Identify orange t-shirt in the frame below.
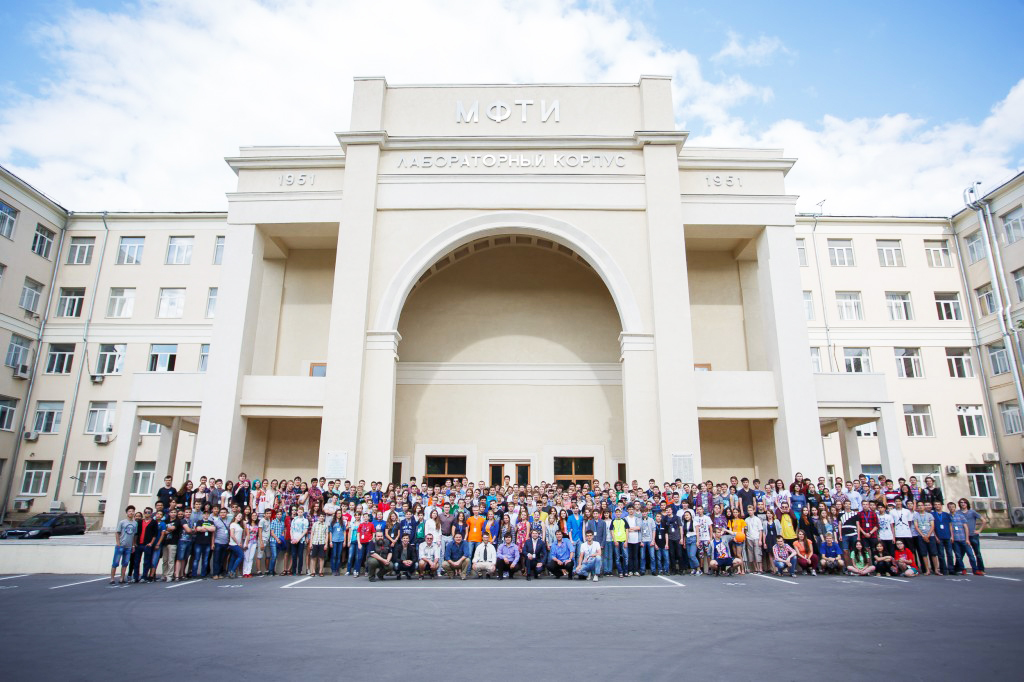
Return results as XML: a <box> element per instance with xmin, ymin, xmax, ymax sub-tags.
<box><xmin>467</xmin><ymin>516</ymin><xmax>486</xmax><ymax>542</ymax></box>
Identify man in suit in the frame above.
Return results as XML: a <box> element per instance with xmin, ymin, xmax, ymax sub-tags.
<box><xmin>392</xmin><ymin>534</ymin><xmax>418</xmax><ymax>580</ymax></box>
<box><xmin>522</xmin><ymin>528</ymin><xmax>548</xmax><ymax>580</ymax></box>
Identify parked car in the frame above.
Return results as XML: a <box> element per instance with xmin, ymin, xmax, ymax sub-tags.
<box><xmin>1</xmin><ymin>513</ymin><xmax>87</xmax><ymax>539</ymax></box>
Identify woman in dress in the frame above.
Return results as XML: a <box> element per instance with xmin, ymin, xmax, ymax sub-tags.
<box><xmin>227</xmin><ymin>512</ymin><xmax>246</xmax><ymax>579</ymax></box>
<box><xmin>243</xmin><ymin>511</ymin><xmax>260</xmax><ymax>577</ymax></box>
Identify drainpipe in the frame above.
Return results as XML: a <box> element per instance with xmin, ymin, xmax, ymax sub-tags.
<box><xmin>0</xmin><ymin>212</ymin><xmax>70</xmax><ymax>526</ymax></box>
<box><xmin>808</xmin><ymin>212</ymin><xmax>836</xmax><ymax>371</ymax></box>
<box><xmin>52</xmin><ymin>212</ymin><xmax>111</xmax><ymax>504</ymax></box>
<box><xmin>982</xmin><ymin>200</ymin><xmax>1024</xmax><ymax>372</ymax></box>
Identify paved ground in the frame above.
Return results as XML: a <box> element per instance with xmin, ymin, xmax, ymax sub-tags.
<box><xmin>0</xmin><ymin>569</ymin><xmax>1020</xmax><ymax>680</ymax></box>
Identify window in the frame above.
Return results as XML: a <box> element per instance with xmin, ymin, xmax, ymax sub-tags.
<box><xmin>1003</xmin><ymin>208</ymin><xmax>1024</xmax><ymax>244</ymax></box>
<box><xmin>967</xmin><ymin>464</ymin><xmax>998</xmax><ymax>498</ymax></box>
<box><xmin>0</xmin><ymin>200</ymin><xmax>16</xmax><ymax>239</ymax></box>
<box><xmin>33</xmin><ymin>401</ymin><xmax>63</xmax><ymax>434</ymax></box>
<box><xmin>553</xmin><ymin>456</ymin><xmax>595</xmax><ymax>488</ymax></box>
<box><xmin>924</xmin><ymin>239</ymin><xmax>951</xmax><ymax>268</ymax></box>
<box><xmin>861</xmin><ymin>464</ymin><xmax>883</xmax><ymax>478</ymax></box>
<box><xmin>796</xmin><ymin>238</ymin><xmax>807</xmax><ymax>266</ymax></box>
<box><xmin>844</xmin><ymin>347</ymin><xmax>871</xmax><ymax>373</ymax></box>
<box><xmin>140</xmin><ymin>420</ymin><xmax>162</xmax><ymax>435</ymax></box>
<box><xmin>85</xmin><ymin>401</ymin><xmax>115</xmax><ymax>434</ymax></box>
<box><xmin>214</xmin><ymin>236</ymin><xmax>225</xmax><ymax>265</ymax></box>
<box><xmin>309</xmin><ymin>363</ymin><xmax>327</xmax><ymax>377</ymax></box>
<box><xmin>810</xmin><ymin>347</ymin><xmax>822</xmax><ymax>373</ymax></box>
<box><xmin>904</xmin><ymin>404</ymin><xmax>934</xmax><ymax>437</ymax></box>
<box><xmin>96</xmin><ymin>344</ymin><xmax>125</xmax><ymax>375</ymax></box>
<box><xmin>803</xmin><ymin>291</ymin><xmax>814</xmax><ymax>321</ymax></box>
<box><xmin>20</xmin><ymin>461</ymin><xmax>52</xmax><ymax>495</ymax></box>
<box><xmin>31</xmin><ymin>225</ymin><xmax>55</xmax><ymax>259</ymax></box>
<box><xmin>0</xmin><ymin>397</ymin><xmax>16</xmax><ymax>430</ymax></box>
<box><xmin>56</xmin><ymin>288</ymin><xmax>85</xmax><ymax>318</ymax></box>
<box><xmin>75</xmin><ymin>461</ymin><xmax>106</xmax><ymax>495</ymax></box>
<box><xmin>1014</xmin><ymin>463</ymin><xmax>1024</xmax><ymax>509</ymax></box>
<box><xmin>894</xmin><ymin>347</ymin><xmax>923</xmax><ymax>378</ymax></box>
<box><xmin>1000</xmin><ymin>401</ymin><xmax>1022</xmax><ymax>435</ymax></box>
<box><xmin>886</xmin><ymin>292</ymin><xmax>913</xmax><ymax>321</ymax></box>
<box><xmin>935</xmin><ymin>292</ymin><xmax>963</xmax><ymax>321</ymax></box>
<box><xmin>131</xmin><ymin>462</ymin><xmax>156</xmax><ymax>496</ymax></box>
<box><xmin>157</xmin><ymin>288</ymin><xmax>185</xmax><ymax>318</ymax></box>
<box><xmin>67</xmin><ymin>237</ymin><xmax>94</xmax><ymax>265</ymax></box>
<box><xmin>877</xmin><ymin>240</ymin><xmax>904</xmax><ymax>267</ymax></box>
<box><xmin>828</xmin><ymin>239</ymin><xmax>855</xmax><ymax>266</ymax></box>
<box><xmin>0</xmin><ymin>262</ymin><xmax>5</xmax><ymax>285</ymax></box>
<box><xmin>199</xmin><ymin>344</ymin><xmax>210</xmax><ymax>372</ymax></box>
<box><xmin>988</xmin><ymin>342</ymin><xmax>1010</xmax><ymax>376</ymax></box>
<box><xmin>106</xmin><ymin>287</ymin><xmax>135</xmax><ymax>318</ymax></box>
<box><xmin>19</xmin><ymin>278</ymin><xmax>43</xmax><ymax>313</ymax></box>
<box><xmin>957</xmin><ymin>405</ymin><xmax>987</xmax><ymax>437</ymax></box>
<box><xmin>117</xmin><ymin>236</ymin><xmax>144</xmax><ymax>264</ymax></box>
<box><xmin>965</xmin><ymin>231</ymin><xmax>985</xmax><ymax>263</ymax></box>
<box><xmin>836</xmin><ymin>292</ymin><xmax>863</xmax><ymax>321</ymax></box>
<box><xmin>205</xmin><ymin>287</ymin><xmax>218</xmax><ymax>318</ymax></box>
<box><xmin>912</xmin><ymin>464</ymin><xmax>944</xmax><ymax>498</ymax></box>
<box><xmin>5</xmin><ymin>334</ymin><xmax>31</xmax><ymax>368</ymax></box>
<box><xmin>148</xmin><ymin>344</ymin><xmax>177</xmax><ymax>372</ymax></box>
<box><xmin>976</xmin><ymin>284</ymin><xmax>996</xmax><ymax>316</ymax></box>
<box><xmin>1014</xmin><ymin>268</ymin><xmax>1024</xmax><ymax>302</ymax></box>
<box><xmin>165</xmin><ymin>236</ymin><xmax>194</xmax><ymax>265</ymax></box>
<box><xmin>45</xmin><ymin>343</ymin><xmax>74</xmax><ymax>374</ymax></box>
<box><xmin>424</xmin><ymin>455</ymin><xmax>467</xmax><ymax>487</ymax></box>
<box><xmin>946</xmin><ymin>348</ymin><xmax>974</xmax><ymax>378</ymax></box>
<box><xmin>855</xmin><ymin>423</ymin><xmax>878</xmax><ymax>437</ymax></box>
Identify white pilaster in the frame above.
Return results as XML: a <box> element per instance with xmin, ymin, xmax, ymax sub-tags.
<box><xmin>620</xmin><ymin>333</ymin><xmax>670</xmax><ymax>481</ymax></box>
<box><xmin>837</xmin><ymin>418</ymin><xmax>862</xmax><ymax>480</ymax></box>
<box><xmin>154</xmin><ymin>417</ymin><xmax>181</xmax><ymax>482</ymax></box>
<box><xmin>101</xmin><ymin>403</ymin><xmax>141</xmax><ymax>530</ymax></box>
<box><xmin>876</xmin><ymin>404</ymin><xmax>906</xmax><ymax>481</ymax></box>
<box><xmin>355</xmin><ymin>331</ymin><xmax>400</xmax><ymax>485</ymax></box>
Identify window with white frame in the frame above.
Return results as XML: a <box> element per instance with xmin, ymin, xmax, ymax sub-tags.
<box><xmin>803</xmin><ymin>291</ymin><xmax>814</xmax><ymax>321</ymax></box>
<box><xmin>924</xmin><ymin>239</ymin><xmax>951</xmax><ymax>268</ymax></box>
<box><xmin>1000</xmin><ymin>401</ymin><xmax>1022</xmax><ymax>435</ymax></box>
<box><xmin>0</xmin><ymin>397</ymin><xmax>16</xmax><ymax>430</ymax></box>
<box><xmin>1002</xmin><ymin>208</ymin><xmax>1024</xmax><ymax>244</ymax></box>
<box><xmin>855</xmin><ymin>422</ymin><xmax>878</xmax><ymax>437</ymax></box>
<box><xmin>836</xmin><ymin>291</ymin><xmax>863</xmax><ymax>321</ymax></box>
<box><xmin>199</xmin><ymin>343</ymin><xmax>210</xmax><ymax>372</ymax></box>
<box><xmin>810</xmin><ymin>347</ymin><xmax>822</xmax><ymax>373</ymax></box>
<box><xmin>957</xmin><ymin>405</ymin><xmax>987</xmax><ymax>437</ymax></box>
<box><xmin>1014</xmin><ymin>463</ymin><xmax>1024</xmax><ymax>509</ymax></box>
<box><xmin>131</xmin><ymin>462</ymin><xmax>156</xmax><ymax>496</ymax></box>
<box><xmin>967</xmin><ymin>464</ymin><xmax>998</xmax><ymax>498</ymax></box>
<box><xmin>946</xmin><ymin>347</ymin><xmax>974</xmax><ymax>378</ymax></box>
<box><xmin>214</xmin><ymin>235</ymin><xmax>225</xmax><ymax>265</ymax></box>
<box><xmin>75</xmin><ymin>461</ymin><xmax>106</xmax><ymax>495</ymax></box>
<box><xmin>31</xmin><ymin>225</ymin><xmax>55</xmax><ymax>259</ymax></box>
<box><xmin>0</xmin><ymin>262</ymin><xmax>5</xmax><ymax>286</ymax></box>
<box><xmin>904</xmin><ymin>404</ymin><xmax>934</xmax><ymax>437</ymax></box>
<box><xmin>140</xmin><ymin>420</ymin><xmax>162</xmax><ymax>435</ymax></box>
<box><xmin>5</xmin><ymin>334</ymin><xmax>31</xmax><ymax>368</ymax></box>
<box><xmin>886</xmin><ymin>292</ymin><xmax>913</xmax><ymax>321</ymax></box>
<box><xmin>85</xmin><ymin>401</ymin><xmax>115</xmax><ymax>434</ymax></box>
<box><xmin>183</xmin><ymin>461</ymin><xmax>192</xmax><ymax>481</ymax></box>
<box><xmin>56</xmin><ymin>287</ymin><xmax>85</xmax><ymax>318</ymax></box>
<box><xmin>1014</xmin><ymin>268</ymin><xmax>1024</xmax><ymax>302</ymax></box>
<box><xmin>205</xmin><ymin>287</ymin><xmax>217</xmax><ymax>318</ymax></box>
<box><xmin>934</xmin><ymin>292</ymin><xmax>963</xmax><ymax>321</ymax></box>
<box><xmin>148</xmin><ymin>344</ymin><xmax>177</xmax><ymax>372</ymax></box>
<box><xmin>96</xmin><ymin>344</ymin><xmax>125</xmax><ymax>375</ymax></box>
<box><xmin>828</xmin><ymin>239</ymin><xmax>855</xmax><ymax>266</ymax></box>
<box><xmin>965</xmin><ymin>231</ymin><xmax>985</xmax><ymax>263</ymax></box>
<box><xmin>116</xmin><ymin>236</ymin><xmax>144</xmax><ymax>264</ymax></box>
<box><xmin>165</xmin><ymin>236</ymin><xmax>193</xmax><ymax>265</ymax></box>
<box><xmin>19</xmin><ymin>278</ymin><xmax>43</xmax><ymax>313</ymax></box>
<box><xmin>45</xmin><ymin>343</ymin><xmax>74</xmax><ymax>374</ymax></box>
<box><xmin>988</xmin><ymin>342</ymin><xmax>1010</xmax><ymax>376</ymax></box>
<box><xmin>844</xmin><ymin>347</ymin><xmax>871</xmax><ymax>373</ymax></box>
<box><xmin>894</xmin><ymin>347</ymin><xmax>923</xmax><ymax>378</ymax></box>
<box><xmin>877</xmin><ymin>239</ymin><xmax>904</xmax><ymax>267</ymax></box>
<box><xmin>106</xmin><ymin>287</ymin><xmax>135</xmax><ymax>318</ymax></box>
<box><xmin>912</xmin><ymin>464</ymin><xmax>944</xmax><ymax>497</ymax></box>
<box><xmin>796</xmin><ymin>238</ymin><xmax>807</xmax><ymax>266</ymax></box>
<box><xmin>976</xmin><ymin>283</ymin><xmax>996</xmax><ymax>316</ymax></box>
<box><xmin>157</xmin><ymin>288</ymin><xmax>185</xmax><ymax>318</ymax></box>
<box><xmin>33</xmin><ymin>401</ymin><xmax>62</xmax><ymax>434</ymax></box>
<box><xmin>21</xmin><ymin>461</ymin><xmax>52</xmax><ymax>495</ymax></box>
<box><xmin>0</xmin><ymin>201</ymin><xmax>16</xmax><ymax>239</ymax></box>
<box><xmin>67</xmin><ymin>237</ymin><xmax>94</xmax><ymax>265</ymax></box>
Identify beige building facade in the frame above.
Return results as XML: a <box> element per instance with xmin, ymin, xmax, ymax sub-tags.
<box><xmin>0</xmin><ymin>77</ymin><xmax>1019</xmax><ymax>528</ymax></box>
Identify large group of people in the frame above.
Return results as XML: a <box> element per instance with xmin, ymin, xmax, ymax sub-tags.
<box><xmin>110</xmin><ymin>470</ymin><xmax>989</xmax><ymax>585</ymax></box>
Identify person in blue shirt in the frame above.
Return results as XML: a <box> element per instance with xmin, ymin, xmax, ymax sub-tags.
<box><xmin>818</xmin><ymin>532</ymin><xmax>844</xmax><ymax>574</ymax></box>
<box><xmin>328</xmin><ymin>510</ymin><xmax>347</xmax><ymax>576</ymax></box>
<box><xmin>547</xmin><ymin>529</ymin><xmax>574</xmax><ymax>578</ymax></box>
<box><xmin>930</xmin><ymin>501</ymin><xmax>953</xmax><ymax>575</ymax></box>
<box><xmin>948</xmin><ymin>501</ymin><xmax>981</xmax><ymax>575</ymax></box>
<box><xmin>566</xmin><ymin>507</ymin><xmax>584</xmax><ymax>557</ymax></box>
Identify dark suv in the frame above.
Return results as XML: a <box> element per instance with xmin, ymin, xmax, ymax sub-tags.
<box><xmin>1</xmin><ymin>512</ymin><xmax>87</xmax><ymax>539</ymax></box>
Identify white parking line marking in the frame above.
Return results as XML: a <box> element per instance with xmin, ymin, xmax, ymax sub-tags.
<box><xmin>286</xmin><ymin>582</ymin><xmax>676</xmax><ymax>589</ymax></box>
<box><xmin>0</xmin><ymin>574</ymin><xmax>28</xmax><ymax>581</ymax></box>
<box><xmin>282</xmin><ymin>576</ymin><xmax>312</xmax><ymax>589</ymax></box>
<box><xmin>656</xmin><ymin>575</ymin><xmax>686</xmax><ymax>587</ymax></box>
<box><xmin>877</xmin><ymin>576</ymin><xmax>910</xmax><ymax>583</ymax></box>
<box><xmin>50</xmin><ymin>577</ymin><xmax>107</xmax><ymax>590</ymax></box>
<box><xmin>166</xmin><ymin>578</ymin><xmax>206</xmax><ymax>589</ymax></box>
<box><xmin>753</xmin><ymin>573</ymin><xmax>798</xmax><ymax>585</ymax></box>
<box><xmin>983</xmin><ymin>574</ymin><xmax>1022</xmax><ymax>582</ymax></box>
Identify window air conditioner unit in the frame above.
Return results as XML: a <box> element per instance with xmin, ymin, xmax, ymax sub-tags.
<box><xmin>49</xmin><ymin>501</ymin><xmax>65</xmax><ymax>512</ymax></box>
<box><xmin>97</xmin><ymin>498</ymin><xmax>106</xmax><ymax>514</ymax></box>
<box><xmin>974</xmin><ymin>500</ymin><xmax>988</xmax><ymax>511</ymax></box>
<box><xmin>982</xmin><ymin>452</ymin><xmax>1000</xmax><ymax>463</ymax></box>
<box><xmin>991</xmin><ymin>500</ymin><xmax>1008</xmax><ymax>511</ymax></box>
<box><xmin>23</xmin><ymin>431</ymin><xmax>39</xmax><ymax>442</ymax></box>
<box><xmin>94</xmin><ymin>433</ymin><xmax>112</xmax><ymax>445</ymax></box>
<box><xmin>945</xmin><ymin>465</ymin><xmax>959</xmax><ymax>475</ymax></box>
<box><xmin>13</xmin><ymin>497</ymin><xmax>33</xmax><ymax>512</ymax></box>
<box><xmin>89</xmin><ymin>374</ymin><xmax>105</xmax><ymax>384</ymax></box>
<box><xmin>14</xmin><ymin>364</ymin><xmax>31</xmax><ymax>379</ymax></box>
<box><xmin>1011</xmin><ymin>507</ymin><xmax>1024</xmax><ymax>526</ymax></box>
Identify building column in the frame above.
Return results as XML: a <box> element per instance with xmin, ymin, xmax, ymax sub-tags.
<box><xmin>876</xmin><ymin>403</ymin><xmax>906</xmax><ymax>481</ymax></box>
<box><xmin>620</xmin><ymin>333</ymin><xmax>679</xmax><ymax>481</ymax></box>
<box><xmin>837</xmin><ymin>418</ymin><xmax>862</xmax><ymax>480</ymax></box>
<box><xmin>154</xmin><ymin>417</ymin><xmax>181</xmax><ymax>483</ymax></box>
<box><xmin>101</xmin><ymin>403</ymin><xmax>141</xmax><ymax>530</ymax></box>
<box><xmin>354</xmin><ymin>331</ymin><xmax>400</xmax><ymax>485</ymax></box>
<box><xmin>755</xmin><ymin>226</ymin><xmax>827</xmax><ymax>482</ymax></box>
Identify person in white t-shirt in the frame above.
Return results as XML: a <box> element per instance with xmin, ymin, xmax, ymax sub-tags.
<box><xmin>876</xmin><ymin>505</ymin><xmax>895</xmax><ymax>555</ymax></box>
<box><xmin>574</xmin><ymin>530</ymin><xmax>602</xmax><ymax>582</ymax></box>
<box><xmin>890</xmin><ymin>498</ymin><xmax>914</xmax><ymax>550</ymax></box>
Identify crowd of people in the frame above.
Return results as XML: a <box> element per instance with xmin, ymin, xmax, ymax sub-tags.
<box><xmin>109</xmin><ymin>470</ymin><xmax>990</xmax><ymax>585</ymax></box>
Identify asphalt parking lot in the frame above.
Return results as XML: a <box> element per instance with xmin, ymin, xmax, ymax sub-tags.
<box><xmin>0</xmin><ymin>569</ymin><xmax>1020</xmax><ymax>680</ymax></box>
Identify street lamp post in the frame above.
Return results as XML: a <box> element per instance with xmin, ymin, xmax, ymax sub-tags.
<box><xmin>69</xmin><ymin>476</ymin><xmax>85</xmax><ymax>514</ymax></box>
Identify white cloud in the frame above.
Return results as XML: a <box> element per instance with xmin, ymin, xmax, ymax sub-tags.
<box><xmin>712</xmin><ymin>31</ymin><xmax>792</xmax><ymax>66</ymax></box>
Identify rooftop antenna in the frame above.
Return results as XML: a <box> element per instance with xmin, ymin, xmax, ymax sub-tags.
<box><xmin>814</xmin><ymin>199</ymin><xmax>826</xmax><ymax>216</ymax></box>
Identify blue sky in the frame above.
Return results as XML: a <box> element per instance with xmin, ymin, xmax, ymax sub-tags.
<box><xmin>1</xmin><ymin>0</ymin><xmax>1022</xmax><ymax>214</ymax></box>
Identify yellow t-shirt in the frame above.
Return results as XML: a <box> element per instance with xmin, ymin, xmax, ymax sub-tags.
<box><xmin>780</xmin><ymin>513</ymin><xmax>797</xmax><ymax>540</ymax></box>
<box><xmin>611</xmin><ymin>518</ymin><xmax>627</xmax><ymax>542</ymax></box>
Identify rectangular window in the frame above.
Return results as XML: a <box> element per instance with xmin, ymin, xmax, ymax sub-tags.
<box><xmin>803</xmin><ymin>291</ymin><xmax>814</xmax><ymax>321</ymax></box>
<box><xmin>1003</xmin><ymin>208</ymin><xmax>1024</xmax><ymax>245</ymax></box>
<box><xmin>904</xmin><ymin>404</ymin><xmax>934</xmax><ymax>437</ymax></box>
<box><xmin>5</xmin><ymin>334</ymin><xmax>32</xmax><ymax>368</ymax></box>
<box><xmin>75</xmin><ymin>461</ymin><xmax>106</xmax><ymax>495</ymax></box>
<box><xmin>0</xmin><ymin>397</ymin><xmax>15</xmax><ymax>430</ymax></box>
<box><xmin>810</xmin><ymin>347</ymin><xmax>822</xmax><ymax>373</ymax></box>
<box><xmin>934</xmin><ymin>292</ymin><xmax>963</xmax><ymax>321</ymax></box>
<box><xmin>45</xmin><ymin>343</ymin><xmax>74</xmax><ymax>374</ymax></box>
<box><xmin>796</xmin><ymin>238</ymin><xmax>807</xmax><ymax>266</ymax></box>
<box><xmin>157</xmin><ymin>288</ymin><xmax>185</xmax><ymax>318</ymax></box>
<box><xmin>0</xmin><ymin>201</ymin><xmax>16</xmax><ymax>239</ymax></box>
<box><xmin>976</xmin><ymin>284</ymin><xmax>996</xmax><ymax>316</ymax></box>
<box><xmin>19</xmin><ymin>278</ymin><xmax>43</xmax><ymax>313</ymax></box>
<box><xmin>148</xmin><ymin>344</ymin><xmax>177</xmax><ymax>372</ymax></box>
<box><xmin>946</xmin><ymin>348</ymin><xmax>974</xmax><ymax>378</ymax></box>
<box><xmin>988</xmin><ymin>342</ymin><xmax>1010</xmax><ymax>376</ymax></box>
<box><xmin>876</xmin><ymin>239</ymin><xmax>904</xmax><ymax>267</ymax></box>
<box><xmin>106</xmin><ymin>287</ymin><xmax>135</xmax><ymax>318</ymax></box>
<box><xmin>836</xmin><ymin>291</ymin><xmax>863</xmax><ymax>321</ymax></box>
<box><xmin>886</xmin><ymin>292</ymin><xmax>913</xmax><ymax>321</ymax></box>
<box><xmin>165</xmin><ymin>236</ymin><xmax>194</xmax><ymax>265</ymax></box>
<box><xmin>1014</xmin><ymin>268</ymin><xmax>1024</xmax><ymax>302</ymax></box>
<box><xmin>131</xmin><ymin>462</ymin><xmax>156</xmax><ymax>496</ymax></box>
<box><xmin>85</xmin><ymin>401</ymin><xmax>115</xmax><ymax>434</ymax></box>
<box><xmin>1000</xmin><ymin>401</ymin><xmax>1022</xmax><ymax>435</ymax></box>
<box><xmin>965</xmin><ymin>231</ymin><xmax>985</xmax><ymax>263</ymax></box>
<box><xmin>33</xmin><ymin>401</ymin><xmax>63</xmax><ymax>434</ymax></box>
<box><xmin>140</xmin><ymin>420</ymin><xmax>162</xmax><ymax>435</ymax></box>
<box><xmin>924</xmin><ymin>239</ymin><xmax>951</xmax><ymax>268</ymax></box>
<box><xmin>844</xmin><ymin>347</ymin><xmax>871</xmax><ymax>373</ymax></box>
<box><xmin>214</xmin><ymin>236</ymin><xmax>225</xmax><ymax>265</ymax></box>
<box><xmin>967</xmin><ymin>464</ymin><xmax>997</xmax><ymax>498</ymax></box>
<box><xmin>21</xmin><ymin>461</ymin><xmax>52</xmax><ymax>495</ymax></box>
<box><xmin>56</xmin><ymin>288</ymin><xmax>85</xmax><ymax>318</ymax></box>
<box><xmin>957</xmin><ymin>405</ymin><xmax>987</xmax><ymax>437</ymax></box>
<box><xmin>96</xmin><ymin>344</ymin><xmax>125</xmax><ymax>375</ymax></box>
<box><xmin>67</xmin><ymin>236</ymin><xmax>95</xmax><ymax>265</ymax></box>
<box><xmin>199</xmin><ymin>344</ymin><xmax>210</xmax><ymax>372</ymax></box>
<box><xmin>894</xmin><ymin>347</ymin><xmax>923</xmax><ymax>378</ymax></box>
<box><xmin>1014</xmin><ymin>464</ymin><xmax>1024</xmax><ymax>509</ymax></box>
<box><xmin>828</xmin><ymin>239</ymin><xmax>855</xmax><ymax>267</ymax></box>
<box><xmin>31</xmin><ymin>225</ymin><xmax>55</xmax><ymax>259</ymax></box>
<box><xmin>855</xmin><ymin>423</ymin><xmax>878</xmax><ymax>437</ymax></box>
<box><xmin>116</xmin><ymin>236</ymin><xmax>144</xmax><ymax>265</ymax></box>
<box><xmin>205</xmin><ymin>287</ymin><xmax>218</xmax><ymax>318</ymax></box>
<box><xmin>0</xmin><ymin>262</ymin><xmax>5</xmax><ymax>286</ymax></box>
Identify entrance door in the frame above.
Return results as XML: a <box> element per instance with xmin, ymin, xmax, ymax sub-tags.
<box><xmin>489</xmin><ymin>464</ymin><xmax>504</xmax><ymax>487</ymax></box>
<box><xmin>553</xmin><ymin>457</ymin><xmax>594</xmax><ymax>489</ymax></box>
<box><xmin>425</xmin><ymin>456</ymin><xmax>467</xmax><ymax>487</ymax></box>
<box><xmin>391</xmin><ymin>462</ymin><xmax>403</xmax><ymax>486</ymax></box>
<box><xmin>515</xmin><ymin>463</ymin><xmax>530</xmax><ymax>486</ymax></box>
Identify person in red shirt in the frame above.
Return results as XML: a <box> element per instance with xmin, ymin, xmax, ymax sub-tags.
<box><xmin>356</xmin><ymin>513</ymin><xmax>375</xmax><ymax>577</ymax></box>
<box><xmin>857</xmin><ymin>500</ymin><xmax>880</xmax><ymax>547</ymax></box>
<box><xmin>893</xmin><ymin>539</ymin><xmax>919</xmax><ymax>576</ymax></box>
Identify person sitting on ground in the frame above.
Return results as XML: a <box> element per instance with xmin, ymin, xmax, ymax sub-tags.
<box><xmin>418</xmin><ymin>533</ymin><xmax>440</xmax><ymax>579</ymax></box>
<box><xmin>443</xmin><ymin>532</ymin><xmax>470</xmax><ymax>579</ymax></box>
<box><xmin>392</xmin><ymin>534</ymin><xmax>418</xmax><ymax>580</ymax></box>
<box><xmin>708</xmin><ymin>527</ymin><xmax>736</xmax><ymax>576</ymax></box>
<box><xmin>872</xmin><ymin>541</ymin><xmax>893</xmax><ymax>576</ymax></box>
<box><xmin>893</xmin><ymin>539</ymin><xmax>919</xmax><ymax>577</ymax></box>
<box><xmin>365</xmin><ymin>531</ymin><xmax>392</xmax><ymax>583</ymax></box>
<box><xmin>472</xmin><ymin>534</ymin><xmax>497</xmax><ymax>578</ymax></box>
<box><xmin>573</xmin><ymin>529</ymin><xmax>602</xmax><ymax>582</ymax></box>
<box><xmin>496</xmin><ymin>534</ymin><xmax>521</xmax><ymax>580</ymax></box>
<box><xmin>522</xmin><ymin>528</ymin><xmax>548</xmax><ymax>581</ymax></box>
<box><xmin>547</xmin><ymin>529</ymin><xmax>574</xmax><ymax>578</ymax></box>
<box><xmin>794</xmin><ymin>529</ymin><xmax>818</xmax><ymax>576</ymax></box>
<box><xmin>846</xmin><ymin>540</ymin><xmax>876</xmax><ymax>576</ymax></box>
<box><xmin>771</xmin><ymin>536</ymin><xmax>798</xmax><ymax>577</ymax></box>
<box><xmin>818</xmin><ymin>533</ymin><xmax>844</xmax><ymax>574</ymax></box>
